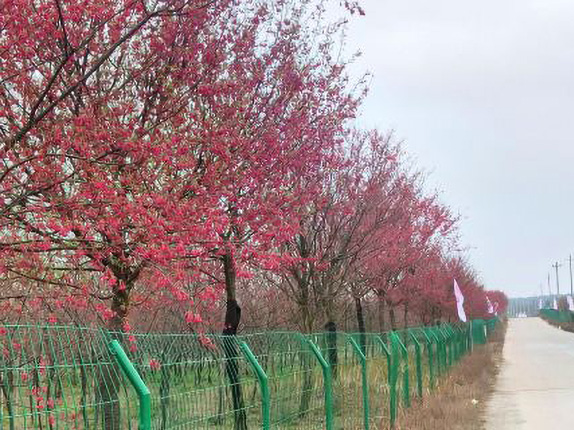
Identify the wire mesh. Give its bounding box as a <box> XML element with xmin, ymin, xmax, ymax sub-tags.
<box><xmin>244</xmin><ymin>332</ymin><xmax>327</xmax><ymax>430</ymax></box>
<box><xmin>0</xmin><ymin>320</ymin><xmax>496</xmax><ymax>430</ymax></box>
<box><xmin>119</xmin><ymin>332</ymin><xmax>261</xmax><ymax>430</ymax></box>
<box><xmin>361</xmin><ymin>333</ymin><xmax>391</xmax><ymax>429</ymax></box>
<box><xmin>0</xmin><ymin>325</ymin><xmax>137</xmax><ymax>430</ymax></box>
<box><xmin>309</xmin><ymin>332</ymin><xmax>364</xmax><ymax>430</ymax></box>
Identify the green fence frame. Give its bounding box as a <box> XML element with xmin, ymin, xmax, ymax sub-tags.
<box><xmin>304</xmin><ymin>336</ymin><xmax>335</xmax><ymax>430</ymax></box>
<box><xmin>239</xmin><ymin>341</ymin><xmax>271</xmax><ymax>430</ymax></box>
<box><xmin>540</xmin><ymin>308</ymin><xmax>573</xmax><ymax>323</ymax></box>
<box><xmin>109</xmin><ymin>340</ymin><xmax>151</xmax><ymax>430</ymax></box>
<box><xmin>0</xmin><ymin>319</ymin><xmax>499</xmax><ymax>430</ymax></box>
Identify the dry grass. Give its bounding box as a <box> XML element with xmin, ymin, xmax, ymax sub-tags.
<box><xmin>541</xmin><ymin>315</ymin><xmax>574</xmax><ymax>332</ymax></box>
<box><xmin>392</xmin><ymin>322</ymin><xmax>507</xmax><ymax>430</ymax></box>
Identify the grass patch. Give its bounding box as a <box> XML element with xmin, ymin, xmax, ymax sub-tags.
<box><xmin>392</xmin><ymin>321</ymin><xmax>506</xmax><ymax>430</ymax></box>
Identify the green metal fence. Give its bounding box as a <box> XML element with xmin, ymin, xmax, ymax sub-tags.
<box><xmin>540</xmin><ymin>308</ymin><xmax>574</xmax><ymax>323</ymax></box>
<box><xmin>0</xmin><ymin>319</ymin><xmax>500</xmax><ymax>429</ymax></box>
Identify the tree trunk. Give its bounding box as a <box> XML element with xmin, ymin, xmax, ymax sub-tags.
<box><xmin>355</xmin><ymin>297</ymin><xmax>366</xmax><ymax>355</ymax></box>
<box><xmin>100</xmin><ymin>285</ymin><xmax>130</xmax><ymax>430</ymax></box>
<box><xmin>1</xmin><ymin>371</ymin><xmax>15</xmax><ymax>430</ymax></box>
<box><xmin>300</xmin><ymin>301</ymin><xmax>314</xmax><ymax>333</ymax></box>
<box><xmin>324</xmin><ymin>321</ymin><xmax>338</xmax><ymax>380</ymax></box>
<box><xmin>159</xmin><ymin>358</ymin><xmax>170</xmax><ymax>430</ymax></box>
<box><xmin>109</xmin><ymin>286</ymin><xmax>129</xmax><ymax>332</ymax></box>
<box><xmin>299</xmin><ymin>274</ymin><xmax>314</xmax><ymax>333</ymax></box>
<box><xmin>298</xmin><ymin>351</ymin><xmax>314</xmax><ymax>418</ymax></box>
<box><xmin>403</xmin><ymin>304</ymin><xmax>408</xmax><ymax>329</ymax></box>
<box><xmin>222</xmin><ymin>249</ymin><xmax>247</xmax><ymax>430</ymax></box>
<box><xmin>377</xmin><ymin>293</ymin><xmax>386</xmax><ymax>333</ymax></box>
<box><xmin>79</xmin><ymin>352</ymin><xmax>90</xmax><ymax>430</ymax></box>
<box><xmin>322</xmin><ymin>289</ymin><xmax>340</xmax><ymax>379</ymax></box>
<box><xmin>297</xmin><ymin>275</ymin><xmax>315</xmax><ymax>417</ymax></box>
<box><xmin>389</xmin><ymin>306</ymin><xmax>397</xmax><ymax>331</ymax></box>
<box><xmin>403</xmin><ymin>304</ymin><xmax>409</xmax><ymax>344</ymax></box>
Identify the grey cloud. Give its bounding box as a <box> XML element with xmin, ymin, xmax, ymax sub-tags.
<box><xmin>340</xmin><ymin>0</ymin><xmax>574</xmax><ymax>296</ymax></box>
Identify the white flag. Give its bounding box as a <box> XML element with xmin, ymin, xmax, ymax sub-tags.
<box><xmin>453</xmin><ymin>279</ymin><xmax>467</xmax><ymax>322</ymax></box>
<box><xmin>553</xmin><ymin>298</ymin><xmax>558</xmax><ymax>310</ymax></box>
<box><xmin>538</xmin><ymin>299</ymin><xmax>542</xmax><ymax>310</ymax></box>
<box><xmin>486</xmin><ymin>296</ymin><xmax>494</xmax><ymax>314</ymax></box>
<box><xmin>493</xmin><ymin>302</ymin><xmax>499</xmax><ymax>316</ymax></box>
<box><xmin>568</xmin><ymin>296</ymin><xmax>574</xmax><ymax>311</ymax></box>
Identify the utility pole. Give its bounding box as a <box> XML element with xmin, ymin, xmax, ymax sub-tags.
<box><xmin>569</xmin><ymin>254</ymin><xmax>573</xmax><ymax>296</ymax></box>
<box><xmin>553</xmin><ymin>262</ymin><xmax>561</xmax><ymax>295</ymax></box>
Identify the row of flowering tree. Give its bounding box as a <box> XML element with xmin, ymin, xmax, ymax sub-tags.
<box><xmin>0</xmin><ymin>0</ymin><xmax>506</xmax><ymax>331</ymax></box>
<box><xmin>1</xmin><ymin>0</ymin><xmax>506</xmax><ymax>428</ymax></box>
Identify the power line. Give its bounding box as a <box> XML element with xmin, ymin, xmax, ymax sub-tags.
<box><xmin>569</xmin><ymin>254</ymin><xmax>573</xmax><ymax>296</ymax></box>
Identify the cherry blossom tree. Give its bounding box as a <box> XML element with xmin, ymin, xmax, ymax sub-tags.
<box><xmin>1</xmin><ymin>1</ymin><xmax>366</xmax><ymax>428</ymax></box>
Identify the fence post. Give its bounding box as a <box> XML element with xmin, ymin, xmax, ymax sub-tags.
<box><xmin>304</xmin><ymin>337</ymin><xmax>335</xmax><ymax>430</ymax></box>
<box><xmin>446</xmin><ymin>326</ymin><xmax>458</xmax><ymax>362</ymax></box>
<box><xmin>472</xmin><ymin>320</ymin><xmax>487</xmax><ymax>345</ymax></box>
<box><xmin>374</xmin><ymin>335</ymin><xmax>393</xmax><ymax>427</ymax></box>
<box><xmin>449</xmin><ymin>327</ymin><xmax>455</xmax><ymax>364</ymax></box>
<box><xmin>468</xmin><ymin>320</ymin><xmax>474</xmax><ymax>351</ymax></box>
<box><xmin>459</xmin><ymin>325</ymin><xmax>467</xmax><ymax>357</ymax></box>
<box><xmin>436</xmin><ymin>327</ymin><xmax>447</xmax><ymax>371</ymax></box>
<box><xmin>389</xmin><ymin>332</ymin><xmax>400</xmax><ymax>427</ymax></box>
<box><xmin>420</xmin><ymin>329</ymin><xmax>434</xmax><ymax>389</ymax></box>
<box><xmin>431</xmin><ymin>328</ymin><xmax>442</xmax><ymax>376</ymax></box>
<box><xmin>108</xmin><ymin>340</ymin><xmax>151</xmax><ymax>430</ymax></box>
<box><xmin>447</xmin><ymin>327</ymin><xmax>454</xmax><ymax>366</ymax></box>
<box><xmin>454</xmin><ymin>326</ymin><xmax>463</xmax><ymax>360</ymax></box>
<box><xmin>409</xmin><ymin>330</ymin><xmax>423</xmax><ymax>399</ymax></box>
<box><xmin>440</xmin><ymin>327</ymin><xmax>452</xmax><ymax>368</ymax></box>
<box><xmin>239</xmin><ymin>341</ymin><xmax>271</xmax><ymax>430</ymax></box>
<box><xmin>429</xmin><ymin>328</ymin><xmax>441</xmax><ymax>374</ymax></box>
<box><xmin>376</xmin><ymin>336</ymin><xmax>392</xmax><ymax>385</ymax></box>
<box><xmin>347</xmin><ymin>335</ymin><xmax>370</xmax><ymax>430</ymax></box>
<box><xmin>393</xmin><ymin>332</ymin><xmax>410</xmax><ymax>408</ymax></box>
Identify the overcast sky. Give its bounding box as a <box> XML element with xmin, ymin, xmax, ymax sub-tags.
<box><xmin>340</xmin><ymin>0</ymin><xmax>574</xmax><ymax>298</ymax></box>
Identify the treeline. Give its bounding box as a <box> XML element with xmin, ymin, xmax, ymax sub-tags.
<box><xmin>0</xmin><ymin>0</ymin><xmax>507</xmax><ymax>334</ymax></box>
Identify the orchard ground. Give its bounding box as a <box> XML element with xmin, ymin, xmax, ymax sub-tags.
<box><xmin>393</xmin><ymin>320</ymin><xmax>505</xmax><ymax>430</ymax></box>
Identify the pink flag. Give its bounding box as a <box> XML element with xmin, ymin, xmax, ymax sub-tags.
<box><xmin>453</xmin><ymin>279</ymin><xmax>467</xmax><ymax>322</ymax></box>
<box><xmin>486</xmin><ymin>296</ymin><xmax>494</xmax><ymax>314</ymax></box>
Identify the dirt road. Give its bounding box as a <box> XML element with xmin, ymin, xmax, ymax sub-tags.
<box><xmin>486</xmin><ymin>317</ymin><xmax>574</xmax><ymax>429</ymax></box>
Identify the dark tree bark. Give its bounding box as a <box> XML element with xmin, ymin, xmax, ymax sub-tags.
<box><xmin>298</xmin><ymin>349</ymin><xmax>314</xmax><ymax>418</ymax></box>
<box><xmin>355</xmin><ymin>296</ymin><xmax>366</xmax><ymax>355</ymax></box>
<box><xmin>403</xmin><ymin>304</ymin><xmax>409</xmax><ymax>344</ymax></box>
<box><xmin>159</xmin><ymin>357</ymin><xmax>170</xmax><ymax>430</ymax></box>
<box><xmin>324</xmin><ymin>321</ymin><xmax>338</xmax><ymax>380</ymax></box>
<box><xmin>297</xmin><ymin>268</ymin><xmax>315</xmax><ymax>417</ymax></box>
<box><xmin>222</xmin><ymin>249</ymin><xmax>247</xmax><ymax>430</ymax></box>
<box><xmin>99</xmin><ymin>285</ymin><xmax>129</xmax><ymax>430</ymax></box>
<box><xmin>79</xmin><ymin>351</ymin><xmax>90</xmax><ymax>430</ymax></box>
<box><xmin>1</xmin><ymin>370</ymin><xmax>15</xmax><ymax>430</ymax></box>
<box><xmin>389</xmin><ymin>306</ymin><xmax>397</xmax><ymax>331</ymax></box>
<box><xmin>99</xmin><ymin>263</ymin><xmax>139</xmax><ymax>430</ymax></box>
<box><xmin>377</xmin><ymin>293</ymin><xmax>386</xmax><ymax>332</ymax></box>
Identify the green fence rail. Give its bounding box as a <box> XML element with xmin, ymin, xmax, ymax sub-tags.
<box><xmin>0</xmin><ymin>319</ymin><xmax>500</xmax><ymax>429</ymax></box>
